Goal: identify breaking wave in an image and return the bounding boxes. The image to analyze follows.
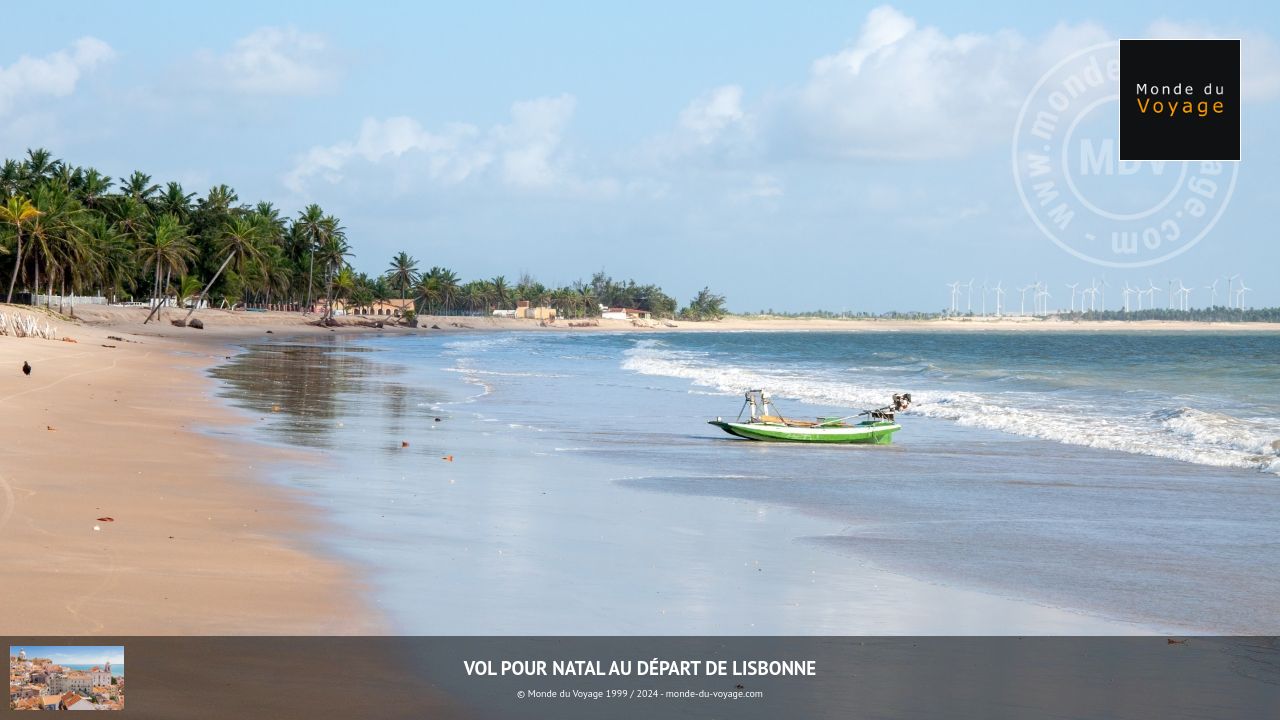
[621,340,1280,475]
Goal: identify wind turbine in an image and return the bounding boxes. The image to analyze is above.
[1145,279,1161,310]
[1205,279,1219,308]
[1066,283,1079,313]
[981,279,989,317]
[1097,276,1109,312]
[993,281,1005,316]
[946,281,960,314]
[1237,280,1251,310]
[1226,274,1239,308]
[965,278,975,314]
[1018,285,1032,316]
[1035,282,1051,316]
[1176,280,1192,311]
[1121,282,1135,313]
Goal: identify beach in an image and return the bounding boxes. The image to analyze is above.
[3,304,1278,636]
[0,305,381,635]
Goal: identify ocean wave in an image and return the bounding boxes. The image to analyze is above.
[441,367,568,379]
[621,342,1280,475]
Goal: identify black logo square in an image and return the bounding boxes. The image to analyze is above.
[1120,39,1240,161]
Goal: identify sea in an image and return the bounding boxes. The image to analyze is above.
[211,330,1280,635]
[60,664,123,676]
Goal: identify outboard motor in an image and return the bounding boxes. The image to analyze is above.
[870,393,912,421]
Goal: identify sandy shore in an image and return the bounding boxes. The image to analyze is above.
[0,304,383,634]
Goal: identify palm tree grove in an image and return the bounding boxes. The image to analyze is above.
[0,149,727,323]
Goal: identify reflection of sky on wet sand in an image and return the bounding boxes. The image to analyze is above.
[212,340,446,452]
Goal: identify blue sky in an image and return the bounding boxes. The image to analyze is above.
[10,646,123,665]
[2,2,1275,311]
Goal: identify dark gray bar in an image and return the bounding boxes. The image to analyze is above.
[6,637,1279,719]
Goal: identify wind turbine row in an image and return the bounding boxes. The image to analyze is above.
[946,275,1255,316]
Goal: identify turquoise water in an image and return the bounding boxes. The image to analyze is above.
[213,330,1280,634]
[60,664,123,676]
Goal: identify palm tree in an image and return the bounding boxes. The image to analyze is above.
[176,275,203,309]
[184,216,263,322]
[490,275,510,310]
[334,266,357,308]
[313,224,351,319]
[1,195,41,302]
[414,274,442,315]
[76,168,113,210]
[139,214,195,322]
[385,251,420,301]
[294,204,329,312]
[23,183,86,310]
[0,160,20,197]
[21,148,59,190]
[156,182,195,219]
[82,217,133,302]
[424,266,461,314]
[120,171,161,205]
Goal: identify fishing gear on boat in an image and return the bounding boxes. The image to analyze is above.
[864,393,912,422]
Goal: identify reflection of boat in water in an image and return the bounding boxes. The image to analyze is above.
[708,389,911,444]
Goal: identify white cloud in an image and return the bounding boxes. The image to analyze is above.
[679,85,746,144]
[791,6,1108,159]
[1146,20,1280,101]
[0,37,114,115]
[496,95,577,188]
[203,27,335,95]
[284,94,610,195]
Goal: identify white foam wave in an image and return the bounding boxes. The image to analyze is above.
[622,342,1280,475]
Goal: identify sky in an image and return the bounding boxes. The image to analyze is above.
[10,646,124,665]
[1,1,1276,312]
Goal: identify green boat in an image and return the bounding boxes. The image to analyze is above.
[708,390,910,444]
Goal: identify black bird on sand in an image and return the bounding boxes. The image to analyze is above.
[22,361,31,376]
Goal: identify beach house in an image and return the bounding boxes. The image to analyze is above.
[514,300,557,320]
[360,298,415,318]
[600,306,651,320]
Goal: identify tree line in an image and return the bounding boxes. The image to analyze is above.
[0,148,727,321]
[0,148,349,316]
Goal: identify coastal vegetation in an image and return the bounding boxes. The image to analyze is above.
[0,148,350,317]
[0,149,715,321]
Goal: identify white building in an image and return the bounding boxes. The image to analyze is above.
[47,671,94,694]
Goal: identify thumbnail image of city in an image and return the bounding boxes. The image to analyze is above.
[9,646,123,711]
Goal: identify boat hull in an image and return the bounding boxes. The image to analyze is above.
[708,420,899,444]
